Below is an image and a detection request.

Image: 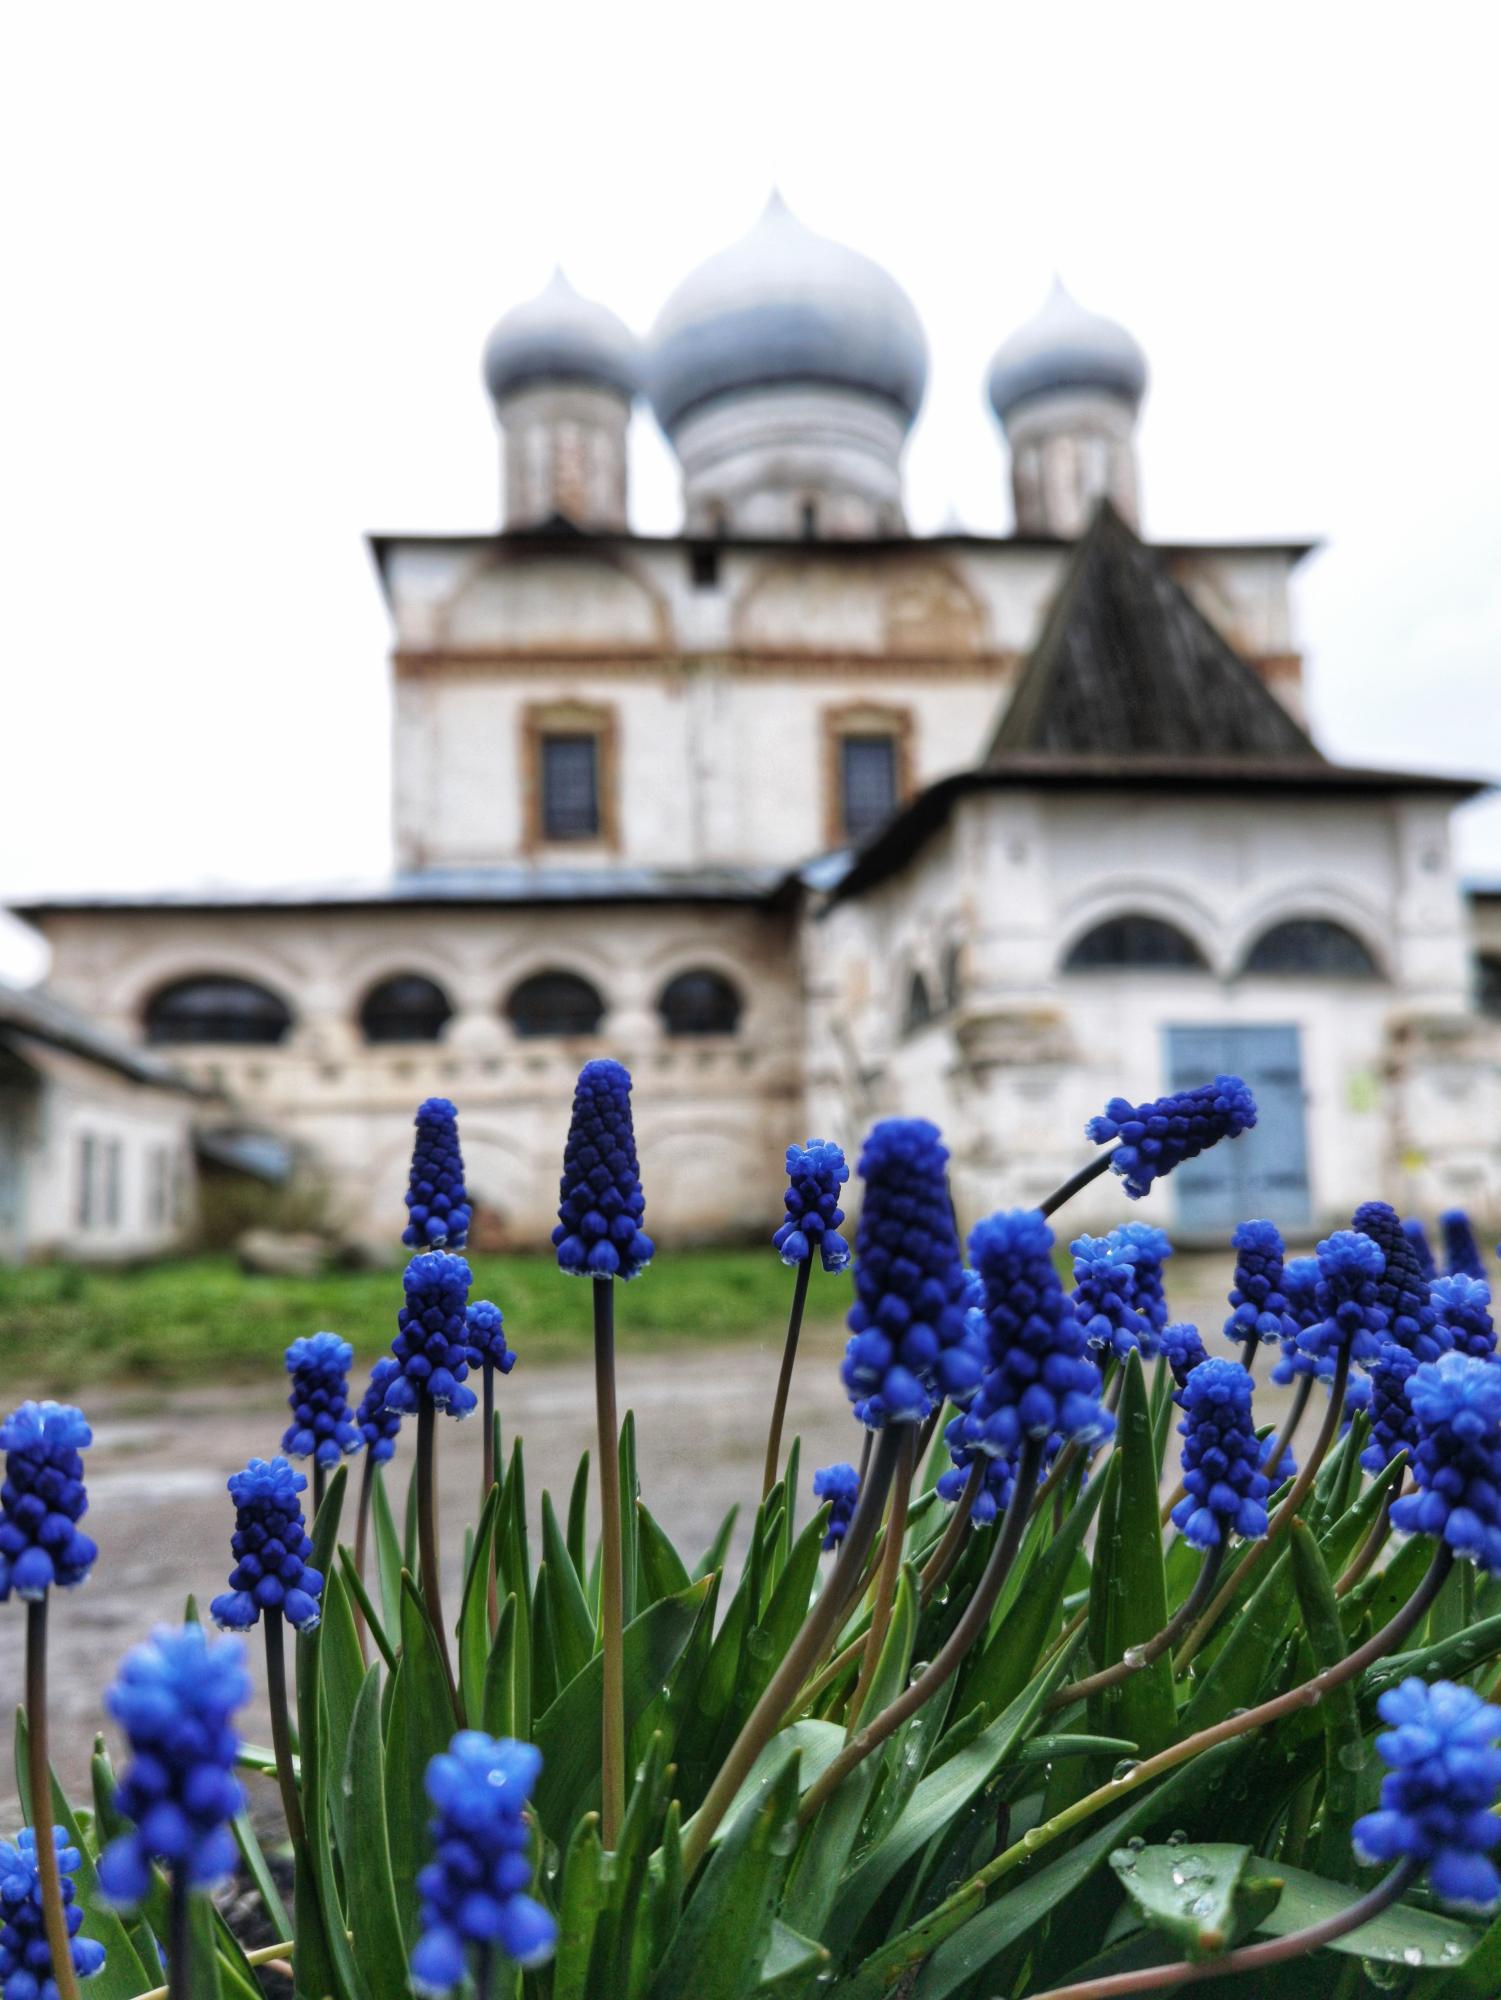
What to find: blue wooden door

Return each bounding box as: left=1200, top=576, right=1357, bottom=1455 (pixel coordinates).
left=1163, top=1024, right=1311, bottom=1237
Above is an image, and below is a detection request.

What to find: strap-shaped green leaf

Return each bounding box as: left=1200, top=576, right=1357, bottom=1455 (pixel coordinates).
left=637, top=1498, right=694, bottom=1606
left=1091, top=1350, right=1176, bottom=1754
left=455, top=1482, right=502, bottom=1724
left=545, top=1486, right=602, bottom=1677
left=384, top=1574, right=457, bottom=1950
left=1287, top=1521, right=1364, bottom=1880
left=551, top=1811, right=608, bottom=2000
left=343, top=1663, right=409, bottom=2000
left=1110, top=1841, right=1282, bottom=1961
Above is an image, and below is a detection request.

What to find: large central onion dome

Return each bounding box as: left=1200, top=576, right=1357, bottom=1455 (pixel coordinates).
left=482, top=268, right=640, bottom=405
left=646, top=192, right=928, bottom=435
left=986, top=277, right=1147, bottom=423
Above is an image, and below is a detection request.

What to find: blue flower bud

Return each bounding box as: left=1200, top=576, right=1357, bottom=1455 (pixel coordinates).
left=1354, top=1201, right=1443, bottom=1360
left=0, top=1826, right=106, bottom=1987
left=0, top=1401, right=97, bottom=1603
left=1433, top=1274, right=1497, bottom=1360
left=281, top=1331, right=360, bottom=1469
left=1283, top=1231, right=1389, bottom=1378
left=387, top=1253, right=477, bottom=1418
left=1403, top=1216, right=1438, bottom=1281
left=1170, top=1359, right=1270, bottom=1549
left=1354, top=1678, right=1501, bottom=1910
left=1223, top=1219, right=1298, bottom=1351
left=1085, top=1076, right=1256, bottom=1200
left=1114, top=1221, right=1173, bottom=1333
left=773, top=1139, right=852, bottom=1272
left=553, top=1060, right=652, bottom=1281
left=1391, top=1352, right=1501, bottom=1573
left=356, top=1359, right=403, bottom=1464
left=209, top=1457, right=323, bottom=1633
left=466, top=1299, right=517, bottom=1377
left=1070, top=1231, right=1150, bottom=1362
left=812, top=1463, right=860, bottom=1549
left=403, top=1098, right=472, bottom=1251
left=1161, top=1321, right=1208, bottom=1390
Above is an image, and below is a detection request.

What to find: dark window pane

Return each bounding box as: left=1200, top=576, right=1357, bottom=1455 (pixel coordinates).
left=904, top=971, right=933, bottom=1033
left=659, top=969, right=742, bottom=1037
left=145, top=977, right=293, bottom=1046
left=1479, top=955, right=1501, bottom=1019
left=360, top=974, right=453, bottom=1045
left=841, top=735, right=898, bottom=842
left=77, top=1134, right=96, bottom=1230
left=542, top=734, right=600, bottom=840
left=1064, top=915, right=1207, bottom=973
left=1242, top=920, right=1381, bottom=979
left=506, top=971, right=605, bottom=1039
left=942, top=943, right=963, bottom=1009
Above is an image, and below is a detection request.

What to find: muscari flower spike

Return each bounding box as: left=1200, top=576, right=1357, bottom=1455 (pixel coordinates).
left=1354, top=1201, right=1443, bottom=1362
left=466, top=1299, right=517, bottom=1377
left=281, top=1331, right=360, bottom=1469
left=955, top=1209, right=1112, bottom=1464
left=1364, top=1340, right=1421, bottom=1476
left=1223, top=1219, right=1299, bottom=1351
left=386, top=1252, right=477, bottom=1418
left=1271, top=1255, right=1323, bottom=1384
left=97, top=1624, right=249, bottom=1910
left=356, top=1358, right=404, bottom=1464
left=938, top=1417, right=1017, bottom=1526
left=0, top=1826, right=106, bottom=1990
left=403, top=1097, right=472, bottom=1251
left=840, top=1119, right=978, bottom=1426
left=1283, top=1230, right=1389, bottom=1379
left=1442, top=1208, right=1488, bottom=1282
left=1433, top=1274, right=1498, bottom=1360
left=1114, top=1220, right=1173, bottom=1333
left=0, top=1402, right=97, bottom=1604
left=1070, top=1232, right=1150, bottom=1363
left=1085, top=1075, right=1256, bottom=1201
left=553, top=1059, right=653, bottom=1281
left=209, top=1456, right=324, bottom=1633
left=773, top=1139, right=852, bottom=1273
left=410, top=1732, right=556, bottom=1993
left=1170, top=1357, right=1271, bottom=1550
left=812, top=1463, right=860, bottom=1549
left=1403, top=1216, right=1438, bottom=1281
left=1161, top=1321, right=1208, bottom=1390
left=1391, top=1351, right=1501, bottom=1572
left=1354, top=1677, right=1501, bottom=1911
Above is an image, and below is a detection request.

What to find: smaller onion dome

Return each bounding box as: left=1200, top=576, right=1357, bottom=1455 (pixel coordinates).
left=986, top=278, right=1147, bottom=423
left=482, top=269, right=640, bottom=405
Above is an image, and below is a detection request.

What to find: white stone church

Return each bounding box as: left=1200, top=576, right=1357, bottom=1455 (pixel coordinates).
left=14, top=194, right=1501, bottom=1253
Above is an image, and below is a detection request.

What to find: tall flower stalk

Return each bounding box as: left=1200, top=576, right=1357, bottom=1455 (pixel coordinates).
left=763, top=1140, right=851, bottom=1498
left=466, top=1298, right=516, bottom=1627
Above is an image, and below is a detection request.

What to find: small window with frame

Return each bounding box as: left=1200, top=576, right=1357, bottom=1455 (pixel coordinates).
left=840, top=735, right=899, bottom=843
left=541, top=732, right=601, bottom=841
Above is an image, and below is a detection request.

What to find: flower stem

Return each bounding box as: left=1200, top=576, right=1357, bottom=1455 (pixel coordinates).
left=352, top=1452, right=376, bottom=1664
left=1239, top=1332, right=1260, bottom=1371
left=1024, top=1858, right=1421, bottom=2000
left=1045, top=1541, right=1225, bottom=1714
left=475, top=1943, right=495, bottom=2000
left=762, top=1255, right=813, bottom=1501
left=847, top=1428, right=916, bottom=1728
left=25, top=1599, right=80, bottom=2000
left=1039, top=1145, right=1117, bottom=1218
left=920, top=1460, right=985, bottom=1599
left=681, top=1427, right=904, bottom=1878
left=264, top=1612, right=306, bottom=1850
left=166, top=1868, right=191, bottom=2000
left=482, top=1360, right=499, bottom=1633
left=1270, top=1372, right=1315, bottom=1474
left=1336, top=1489, right=1399, bottom=1598
left=138, top=1940, right=294, bottom=2000
left=797, top=1435, right=1046, bottom=1826
left=312, top=1459, right=326, bottom=1520
left=594, top=1277, right=626, bottom=1848
left=416, top=1399, right=463, bottom=1726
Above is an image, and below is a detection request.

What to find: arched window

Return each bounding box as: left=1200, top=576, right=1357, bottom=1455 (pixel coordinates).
left=658, top=969, right=743, bottom=1037
left=505, top=970, right=605, bottom=1039
left=359, top=974, right=453, bottom=1045
left=1063, top=915, right=1208, bottom=973
left=904, top=970, right=934, bottom=1034
left=144, top=976, right=293, bottom=1047
left=1478, top=955, right=1501, bottom=1020
left=1241, top=919, right=1381, bottom=980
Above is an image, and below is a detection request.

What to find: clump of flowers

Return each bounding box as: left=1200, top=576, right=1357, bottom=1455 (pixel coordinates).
left=209, top=1456, right=324, bottom=1633
left=403, top=1097, right=472, bottom=1250
left=552, top=1059, right=653, bottom=1280
left=1283, top=1231, right=1388, bottom=1377
left=1403, top=1215, right=1438, bottom=1280
left=0, top=1402, right=97, bottom=1602
left=466, top=1299, right=517, bottom=1377
left=1272, top=1254, right=1323, bottom=1383
left=1161, top=1320, right=1208, bottom=1390
left=387, top=1252, right=478, bottom=1417
left=1391, top=1351, right=1501, bottom=1572
left=1070, top=1232, right=1149, bottom=1362
left=356, top=1357, right=404, bottom=1463
left=282, top=1331, right=360, bottom=1468
left=812, top=1463, right=860, bottom=1549
left=840, top=1119, right=978, bottom=1426
left=1442, top=1208, right=1488, bottom=1282
left=1223, top=1218, right=1298, bottom=1350
left=0, top=1826, right=106, bottom=1989
left=1354, top=1678, right=1501, bottom=1910
left=410, top=1733, right=556, bottom=1993
left=1085, top=1075, right=1256, bottom=1199
left=773, top=1139, right=852, bottom=1272
left=97, top=1624, right=249, bottom=1909
left=1170, top=1358, right=1271, bottom=1549
left=1354, top=1200, right=1443, bottom=1361
left=1433, top=1273, right=1497, bottom=1359
left=1114, top=1220, right=1173, bottom=1333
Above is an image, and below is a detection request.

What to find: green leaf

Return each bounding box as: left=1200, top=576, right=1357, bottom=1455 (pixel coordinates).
left=590, top=1732, right=672, bottom=1997
left=343, top=1663, right=410, bottom=2000
left=647, top=1744, right=802, bottom=2000
left=456, top=1482, right=502, bottom=1724
left=1110, top=1841, right=1283, bottom=1961
left=532, top=1578, right=712, bottom=1839
left=292, top=1466, right=356, bottom=1998
left=481, top=1591, right=519, bottom=1739
left=566, top=1446, right=592, bottom=1582
left=543, top=1487, right=598, bottom=1684
left=231, top=1807, right=291, bottom=1941
left=695, top=1502, right=740, bottom=1581
left=1090, top=1350, right=1176, bottom=1755
left=1249, top=1853, right=1480, bottom=1966
left=628, top=1568, right=720, bottom=1778
left=1287, top=1520, right=1365, bottom=1880
left=497, top=1440, right=534, bottom=1735
left=371, top=1461, right=404, bottom=1641
left=619, top=1408, right=640, bottom=1624
left=532, top=1562, right=560, bottom=1719
left=337, top=1542, right=397, bottom=1672
left=638, top=1498, right=694, bottom=1606
left=385, top=1574, right=458, bottom=1948
left=1180, top=1540, right=1296, bottom=1731
left=757, top=1918, right=830, bottom=1995
left=551, top=1812, right=608, bottom=2000
left=318, top=1565, right=367, bottom=1863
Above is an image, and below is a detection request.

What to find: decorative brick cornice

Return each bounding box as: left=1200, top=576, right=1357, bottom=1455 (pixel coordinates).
left=393, top=648, right=1018, bottom=682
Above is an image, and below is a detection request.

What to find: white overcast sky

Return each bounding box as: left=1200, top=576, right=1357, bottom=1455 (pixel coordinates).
left=2, top=1, right=1499, bottom=981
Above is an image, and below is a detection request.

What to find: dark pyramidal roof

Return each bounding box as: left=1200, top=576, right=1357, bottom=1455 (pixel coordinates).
left=986, top=502, right=1323, bottom=766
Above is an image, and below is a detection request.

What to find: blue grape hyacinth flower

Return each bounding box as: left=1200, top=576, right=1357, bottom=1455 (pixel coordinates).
left=403, top=1097, right=472, bottom=1251
left=386, top=1252, right=478, bottom=1418
left=1272, top=1255, right=1324, bottom=1384
left=1354, top=1201, right=1444, bottom=1361
left=840, top=1119, right=977, bottom=1426
left=1391, top=1352, right=1501, bottom=1572
left=1161, top=1321, right=1208, bottom=1391
left=410, top=1733, right=556, bottom=1992
left=1223, top=1219, right=1299, bottom=1351
left=1403, top=1216, right=1438, bottom=1281
left=1170, top=1358, right=1271, bottom=1549
left=0, top=1402, right=97, bottom=1603
left=938, top=1416, right=1017, bottom=1526
left=1114, top=1220, right=1173, bottom=1333
left=466, top=1299, right=517, bottom=1377
left=282, top=1331, right=360, bottom=1469
left=0, top=1826, right=106, bottom=1989
left=209, top=1457, right=324, bottom=1633
left=773, top=1139, right=852, bottom=1273
left=356, top=1357, right=404, bottom=1464
left=812, top=1463, right=860, bottom=1549
left=1363, top=1341, right=1421, bottom=1475
left=1433, top=1274, right=1498, bottom=1359
left=1085, top=1075, right=1256, bottom=1200
left=1284, top=1230, right=1389, bottom=1378
left=1442, top=1208, right=1488, bottom=1282
left=553, top=1059, right=653, bottom=1281
left=97, top=1624, right=249, bottom=1910
left=1354, top=1678, right=1501, bottom=1910
left=1070, top=1232, right=1150, bottom=1363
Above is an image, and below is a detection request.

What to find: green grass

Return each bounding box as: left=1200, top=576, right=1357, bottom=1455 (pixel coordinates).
left=0, top=1250, right=809, bottom=1391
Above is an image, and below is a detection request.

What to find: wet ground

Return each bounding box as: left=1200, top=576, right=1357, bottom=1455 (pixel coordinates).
left=0, top=1252, right=1271, bottom=1823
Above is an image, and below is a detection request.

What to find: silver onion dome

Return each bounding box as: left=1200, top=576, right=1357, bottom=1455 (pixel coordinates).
left=646, top=191, right=929, bottom=434
left=986, top=278, right=1148, bottom=422
left=482, top=269, right=640, bottom=404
